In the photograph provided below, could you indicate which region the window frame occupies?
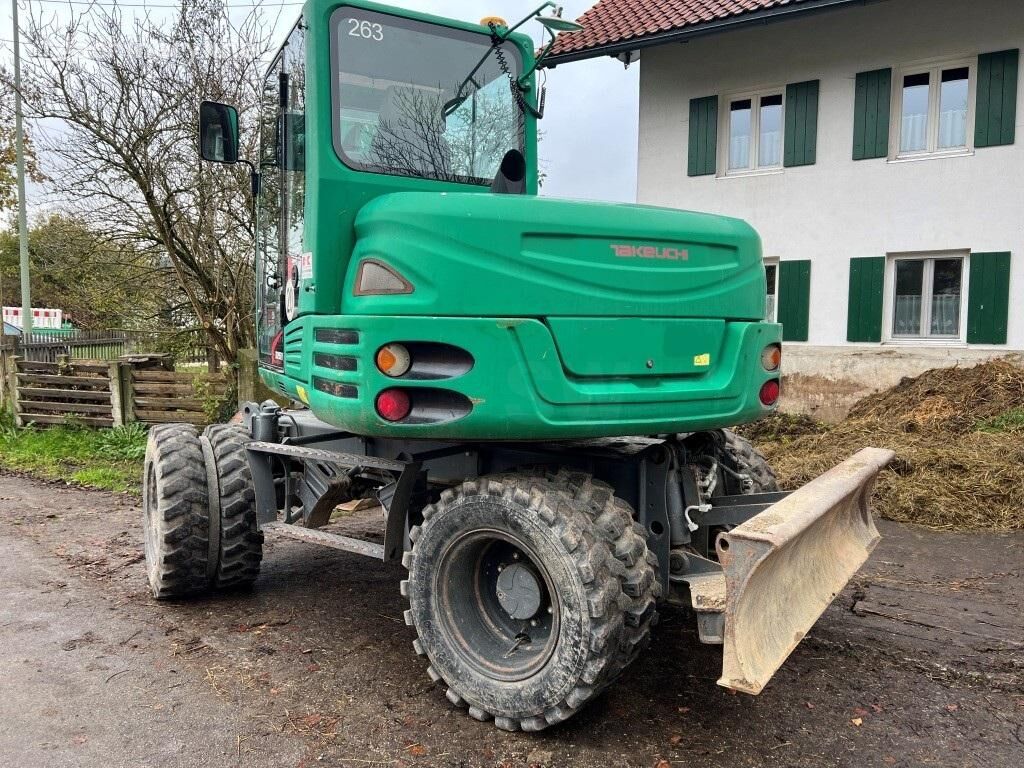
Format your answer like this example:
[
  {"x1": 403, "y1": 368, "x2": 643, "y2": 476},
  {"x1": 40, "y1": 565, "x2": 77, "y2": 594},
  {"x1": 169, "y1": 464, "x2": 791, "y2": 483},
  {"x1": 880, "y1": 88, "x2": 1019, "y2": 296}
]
[
  {"x1": 764, "y1": 257, "x2": 779, "y2": 323},
  {"x1": 882, "y1": 251, "x2": 970, "y2": 345},
  {"x1": 891, "y1": 57, "x2": 977, "y2": 161},
  {"x1": 256, "y1": 18, "x2": 307, "y2": 370},
  {"x1": 718, "y1": 87, "x2": 787, "y2": 176}
]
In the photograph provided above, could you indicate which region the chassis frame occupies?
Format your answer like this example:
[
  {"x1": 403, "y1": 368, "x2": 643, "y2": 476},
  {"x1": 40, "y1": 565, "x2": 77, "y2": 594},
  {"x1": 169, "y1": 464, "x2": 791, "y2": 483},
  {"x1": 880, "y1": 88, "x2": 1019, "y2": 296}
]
[{"x1": 241, "y1": 401, "x2": 783, "y2": 630}]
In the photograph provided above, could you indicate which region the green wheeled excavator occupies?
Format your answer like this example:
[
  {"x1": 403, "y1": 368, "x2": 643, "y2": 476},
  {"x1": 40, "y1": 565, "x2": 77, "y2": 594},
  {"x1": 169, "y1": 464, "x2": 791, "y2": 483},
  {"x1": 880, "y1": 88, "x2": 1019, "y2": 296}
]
[{"x1": 143, "y1": 0, "x2": 893, "y2": 731}]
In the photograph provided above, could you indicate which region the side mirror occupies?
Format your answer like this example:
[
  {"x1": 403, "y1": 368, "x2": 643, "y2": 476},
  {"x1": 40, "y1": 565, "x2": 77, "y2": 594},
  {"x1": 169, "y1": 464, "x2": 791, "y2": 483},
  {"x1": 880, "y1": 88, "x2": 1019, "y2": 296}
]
[{"x1": 199, "y1": 100, "x2": 240, "y2": 164}]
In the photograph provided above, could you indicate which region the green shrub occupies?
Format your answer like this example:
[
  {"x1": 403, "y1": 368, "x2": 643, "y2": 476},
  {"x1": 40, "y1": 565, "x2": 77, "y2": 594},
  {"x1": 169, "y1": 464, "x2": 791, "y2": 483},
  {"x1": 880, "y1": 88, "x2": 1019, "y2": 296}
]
[{"x1": 98, "y1": 422, "x2": 149, "y2": 461}]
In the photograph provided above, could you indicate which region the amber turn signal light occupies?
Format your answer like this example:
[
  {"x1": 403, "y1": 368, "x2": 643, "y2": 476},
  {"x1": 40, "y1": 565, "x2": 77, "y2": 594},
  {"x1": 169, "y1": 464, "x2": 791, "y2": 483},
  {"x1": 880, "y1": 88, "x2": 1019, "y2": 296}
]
[
  {"x1": 376, "y1": 343, "x2": 412, "y2": 377},
  {"x1": 761, "y1": 344, "x2": 782, "y2": 372}
]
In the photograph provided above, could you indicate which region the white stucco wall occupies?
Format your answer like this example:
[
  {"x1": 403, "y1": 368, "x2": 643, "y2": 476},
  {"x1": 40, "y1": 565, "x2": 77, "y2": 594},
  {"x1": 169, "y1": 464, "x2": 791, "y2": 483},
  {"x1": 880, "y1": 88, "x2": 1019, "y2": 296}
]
[{"x1": 637, "y1": 0, "x2": 1024, "y2": 355}]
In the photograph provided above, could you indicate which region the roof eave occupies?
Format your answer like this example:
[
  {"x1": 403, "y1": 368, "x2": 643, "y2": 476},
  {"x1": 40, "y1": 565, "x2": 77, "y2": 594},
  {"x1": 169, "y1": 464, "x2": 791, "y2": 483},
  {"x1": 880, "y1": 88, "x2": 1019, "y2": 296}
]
[{"x1": 543, "y1": 0, "x2": 876, "y2": 67}]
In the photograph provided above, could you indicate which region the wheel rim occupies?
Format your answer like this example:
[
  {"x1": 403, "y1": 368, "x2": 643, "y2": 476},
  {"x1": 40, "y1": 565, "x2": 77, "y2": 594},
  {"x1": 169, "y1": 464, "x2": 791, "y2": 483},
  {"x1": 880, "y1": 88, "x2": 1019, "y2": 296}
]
[{"x1": 434, "y1": 529, "x2": 560, "y2": 683}]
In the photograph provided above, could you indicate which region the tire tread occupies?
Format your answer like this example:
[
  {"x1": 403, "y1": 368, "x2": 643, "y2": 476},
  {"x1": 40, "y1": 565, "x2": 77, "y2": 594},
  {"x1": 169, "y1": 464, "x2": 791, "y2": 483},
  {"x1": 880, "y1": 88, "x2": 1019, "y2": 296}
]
[
  {"x1": 722, "y1": 430, "x2": 779, "y2": 493},
  {"x1": 143, "y1": 424, "x2": 211, "y2": 599},
  {"x1": 204, "y1": 423, "x2": 264, "y2": 590}
]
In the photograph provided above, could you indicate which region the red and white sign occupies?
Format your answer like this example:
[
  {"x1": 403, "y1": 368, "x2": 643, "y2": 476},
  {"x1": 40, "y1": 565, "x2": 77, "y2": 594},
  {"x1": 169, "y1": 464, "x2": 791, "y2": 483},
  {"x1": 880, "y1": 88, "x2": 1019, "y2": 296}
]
[
  {"x1": 299, "y1": 252, "x2": 314, "y2": 280},
  {"x1": 3, "y1": 307, "x2": 65, "y2": 330}
]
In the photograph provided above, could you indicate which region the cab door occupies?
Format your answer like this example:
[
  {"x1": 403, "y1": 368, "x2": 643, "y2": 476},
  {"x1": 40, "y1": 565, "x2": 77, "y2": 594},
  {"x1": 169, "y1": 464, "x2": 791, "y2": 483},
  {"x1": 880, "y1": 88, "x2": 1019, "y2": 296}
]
[{"x1": 257, "y1": 21, "x2": 306, "y2": 368}]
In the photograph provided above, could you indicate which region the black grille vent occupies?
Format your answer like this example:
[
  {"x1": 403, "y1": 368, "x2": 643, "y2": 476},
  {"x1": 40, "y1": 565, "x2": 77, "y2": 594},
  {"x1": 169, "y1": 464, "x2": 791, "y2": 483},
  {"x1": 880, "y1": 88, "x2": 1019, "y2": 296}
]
[
  {"x1": 315, "y1": 328, "x2": 359, "y2": 345},
  {"x1": 313, "y1": 377, "x2": 358, "y2": 399},
  {"x1": 314, "y1": 353, "x2": 357, "y2": 372}
]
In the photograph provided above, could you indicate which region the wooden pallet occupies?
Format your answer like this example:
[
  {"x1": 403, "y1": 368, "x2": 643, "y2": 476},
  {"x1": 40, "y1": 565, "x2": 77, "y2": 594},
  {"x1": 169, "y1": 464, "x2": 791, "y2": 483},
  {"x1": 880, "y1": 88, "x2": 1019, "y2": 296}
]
[
  {"x1": 14, "y1": 360, "x2": 114, "y2": 427},
  {"x1": 128, "y1": 369, "x2": 229, "y2": 427}
]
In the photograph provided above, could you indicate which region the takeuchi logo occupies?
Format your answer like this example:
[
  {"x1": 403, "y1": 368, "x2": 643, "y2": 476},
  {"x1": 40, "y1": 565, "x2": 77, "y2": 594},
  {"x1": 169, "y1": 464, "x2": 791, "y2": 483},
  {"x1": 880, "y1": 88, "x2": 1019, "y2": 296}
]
[{"x1": 610, "y1": 244, "x2": 690, "y2": 261}]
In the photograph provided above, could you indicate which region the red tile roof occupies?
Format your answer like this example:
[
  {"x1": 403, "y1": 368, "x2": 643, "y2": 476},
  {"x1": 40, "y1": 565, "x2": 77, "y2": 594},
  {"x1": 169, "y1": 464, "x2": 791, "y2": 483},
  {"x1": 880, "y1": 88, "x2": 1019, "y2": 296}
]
[{"x1": 547, "y1": 0, "x2": 822, "y2": 63}]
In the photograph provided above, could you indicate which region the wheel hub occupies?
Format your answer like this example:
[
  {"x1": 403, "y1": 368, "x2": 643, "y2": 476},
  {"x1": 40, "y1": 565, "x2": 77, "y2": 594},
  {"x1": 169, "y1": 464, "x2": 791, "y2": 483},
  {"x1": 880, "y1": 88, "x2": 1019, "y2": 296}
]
[
  {"x1": 495, "y1": 562, "x2": 542, "y2": 620},
  {"x1": 432, "y1": 530, "x2": 559, "y2": 682}
]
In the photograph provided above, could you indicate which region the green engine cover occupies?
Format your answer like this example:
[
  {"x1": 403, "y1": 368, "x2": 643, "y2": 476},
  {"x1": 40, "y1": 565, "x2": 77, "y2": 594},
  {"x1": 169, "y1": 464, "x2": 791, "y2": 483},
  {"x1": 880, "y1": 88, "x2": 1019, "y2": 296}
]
[
  {"x1": 344, "y1": 192, "x2": 767, "y2": 320},
  {"x1": 264, "y1": 192, "x2": 780, "y2": 440}
]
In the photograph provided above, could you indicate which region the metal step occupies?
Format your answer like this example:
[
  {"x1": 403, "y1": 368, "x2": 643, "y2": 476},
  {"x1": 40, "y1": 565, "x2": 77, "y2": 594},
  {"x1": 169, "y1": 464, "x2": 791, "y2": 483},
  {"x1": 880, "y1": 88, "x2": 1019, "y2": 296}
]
[
  {"x1": 261, "y1": 522, "x2": 386, "y2": 560},
  {"x1": 246, "y1": 441, "x2": 406, "y2": 473},
  {"x1": 681, "y1": 571, "x2": 727, "y2": 645}
]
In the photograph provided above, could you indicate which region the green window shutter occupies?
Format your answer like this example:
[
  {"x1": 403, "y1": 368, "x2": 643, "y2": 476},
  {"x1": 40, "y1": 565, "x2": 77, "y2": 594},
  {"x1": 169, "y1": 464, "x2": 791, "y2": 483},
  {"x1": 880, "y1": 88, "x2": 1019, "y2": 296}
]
[
  {"x1": 967, "y1": 252, "x2": 1011, "y2": 344},
  {"x1": 688, "y1": 95, "x2": 719, "y2": 176},
  {"x1": 846, "y1": 257, "x2": 885, "y2": 343},
  {"x1": 777, "y1": 260, "x2": 811, "y2": 342},
  {"x1": 976, "y1": 49, "x2": 1019, "y2": 147},
  {"x1": 784, "y1": 80, "x2": 820, "y2": 167},
  {"x1": 853, "y1": 68, "x2": 892, "y2": 160}
]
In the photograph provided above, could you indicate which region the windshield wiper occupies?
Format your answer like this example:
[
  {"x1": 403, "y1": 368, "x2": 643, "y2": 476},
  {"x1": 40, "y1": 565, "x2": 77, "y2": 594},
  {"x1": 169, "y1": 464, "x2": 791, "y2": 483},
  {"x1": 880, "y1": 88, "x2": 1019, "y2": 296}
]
[{"x1": 443, "y1": 30, "x2": 503, "y2": 117}]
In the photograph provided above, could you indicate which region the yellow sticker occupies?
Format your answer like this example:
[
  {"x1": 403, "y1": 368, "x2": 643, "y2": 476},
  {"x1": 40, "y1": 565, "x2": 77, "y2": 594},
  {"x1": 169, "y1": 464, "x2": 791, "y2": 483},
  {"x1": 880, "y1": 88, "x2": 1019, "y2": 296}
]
[
  {"x1": 694, "y1": 354, "x2": 711, "y2": 367},
  {"x1": 296, "y1": 385, "x2": 310, "y2": 405}
]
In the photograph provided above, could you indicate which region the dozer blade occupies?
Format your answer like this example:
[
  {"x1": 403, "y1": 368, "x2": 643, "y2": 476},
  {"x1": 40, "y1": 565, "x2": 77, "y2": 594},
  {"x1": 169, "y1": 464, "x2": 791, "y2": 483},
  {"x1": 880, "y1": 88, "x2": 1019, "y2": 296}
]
[{"x1": 715, "y1": 447, "x2": 895, "y2": 695}]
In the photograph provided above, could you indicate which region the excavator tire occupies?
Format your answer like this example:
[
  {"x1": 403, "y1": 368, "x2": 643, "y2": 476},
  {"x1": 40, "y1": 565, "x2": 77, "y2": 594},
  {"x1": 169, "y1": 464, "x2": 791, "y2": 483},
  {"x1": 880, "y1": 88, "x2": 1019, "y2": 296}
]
[
  {"x1": 722, "y1": 430, "x2": 779, "y2": 493},
  {"x1": 401, "y1": 473, "x2": 656, "y2": 731},
  {"x1": 529, "y1": 469, "x2": 661, "y2": 678},
  {"x1": 203, "y1": 424, "x2": 264, "y2": 590},
  {"x1": 142, "y1": 424, "x2": 212, "y2": 599}
]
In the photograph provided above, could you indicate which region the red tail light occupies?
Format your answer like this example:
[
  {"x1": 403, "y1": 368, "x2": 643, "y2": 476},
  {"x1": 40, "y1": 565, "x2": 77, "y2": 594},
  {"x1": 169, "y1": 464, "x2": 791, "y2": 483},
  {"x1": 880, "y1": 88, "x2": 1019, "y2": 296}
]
[
  {"x1": 759, "y1": 379, "x2": 781, "y2": 407},
  {"x1": 376, "y1": 389, "x2": 412, "y2": 422}
]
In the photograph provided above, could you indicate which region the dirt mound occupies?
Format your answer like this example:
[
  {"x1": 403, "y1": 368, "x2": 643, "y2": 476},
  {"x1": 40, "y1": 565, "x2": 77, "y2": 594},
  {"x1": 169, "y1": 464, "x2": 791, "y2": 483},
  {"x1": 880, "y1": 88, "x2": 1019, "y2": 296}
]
[
  {"x1": 734, "y1": 412, "x2": 829, "y2": 443},
  {"x1": 847, "y1": 360, "x2": 1024, "y2": 432},
  {"x1": 750, "y1": 360, "x2": 1024, "y2": 531}
]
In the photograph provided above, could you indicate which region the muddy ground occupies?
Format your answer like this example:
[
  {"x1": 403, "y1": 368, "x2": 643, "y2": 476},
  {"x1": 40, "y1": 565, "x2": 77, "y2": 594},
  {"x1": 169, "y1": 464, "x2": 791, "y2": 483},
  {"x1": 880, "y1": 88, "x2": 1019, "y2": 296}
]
[{"x1": 0, "y1": 474, "x2": 1021, "y2": 768}]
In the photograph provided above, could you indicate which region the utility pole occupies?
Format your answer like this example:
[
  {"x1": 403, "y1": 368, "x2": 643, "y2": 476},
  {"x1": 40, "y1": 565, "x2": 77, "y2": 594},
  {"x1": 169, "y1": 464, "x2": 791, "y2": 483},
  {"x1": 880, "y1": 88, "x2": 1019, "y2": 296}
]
[{"x1": 12, "y1": 0, "x2": 32, "y2": 337}]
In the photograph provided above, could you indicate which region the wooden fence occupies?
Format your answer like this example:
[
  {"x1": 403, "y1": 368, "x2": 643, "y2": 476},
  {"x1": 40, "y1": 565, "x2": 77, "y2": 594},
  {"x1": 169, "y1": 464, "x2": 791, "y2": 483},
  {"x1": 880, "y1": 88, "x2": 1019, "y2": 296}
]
[
  {"x1": 4, "y1": 355, "x2": 232, "y2": 428},
  {"x1": 14, "y1": 328, "x2": 216, "y2": 368},
  {"x1": 128, "y1": 368, "x2": 230, "y2": 425}
]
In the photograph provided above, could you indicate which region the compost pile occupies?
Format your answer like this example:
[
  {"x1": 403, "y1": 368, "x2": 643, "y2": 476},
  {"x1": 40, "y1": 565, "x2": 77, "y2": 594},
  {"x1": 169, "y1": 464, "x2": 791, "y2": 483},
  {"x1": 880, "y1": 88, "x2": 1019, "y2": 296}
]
[{"x1": 748, "y1": 360, "x2": 1024, "y2": 530}]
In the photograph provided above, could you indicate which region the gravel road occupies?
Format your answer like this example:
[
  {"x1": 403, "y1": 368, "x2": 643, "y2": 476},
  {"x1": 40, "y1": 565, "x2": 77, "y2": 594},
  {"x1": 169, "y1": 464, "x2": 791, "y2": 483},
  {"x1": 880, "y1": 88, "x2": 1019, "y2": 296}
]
[{"x1": 0, "y1": 474, "x2": 1021, "y2": 768}]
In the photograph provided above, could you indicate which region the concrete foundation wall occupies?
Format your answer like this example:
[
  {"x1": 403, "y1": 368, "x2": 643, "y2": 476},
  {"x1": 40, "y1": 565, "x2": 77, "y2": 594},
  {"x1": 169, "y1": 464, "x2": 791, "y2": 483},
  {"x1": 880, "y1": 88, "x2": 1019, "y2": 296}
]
[{"x1": 780, "y1": 346, "x2": 1024, "y2": 421}]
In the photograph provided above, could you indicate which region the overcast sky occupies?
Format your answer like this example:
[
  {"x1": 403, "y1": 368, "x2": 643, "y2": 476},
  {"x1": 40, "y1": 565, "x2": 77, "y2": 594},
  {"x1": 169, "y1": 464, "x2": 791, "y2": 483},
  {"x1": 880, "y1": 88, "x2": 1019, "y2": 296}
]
[{"x1": 1, "y1": 0, "x2": 639, "y2": 204}]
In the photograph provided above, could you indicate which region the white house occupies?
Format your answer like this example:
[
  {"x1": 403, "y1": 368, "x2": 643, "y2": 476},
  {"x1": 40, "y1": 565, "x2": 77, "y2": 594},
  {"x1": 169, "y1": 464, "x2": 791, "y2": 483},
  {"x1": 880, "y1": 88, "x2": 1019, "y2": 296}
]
[{"x1": 548, "y1": 0, "x2": 1023, "y2": 418}]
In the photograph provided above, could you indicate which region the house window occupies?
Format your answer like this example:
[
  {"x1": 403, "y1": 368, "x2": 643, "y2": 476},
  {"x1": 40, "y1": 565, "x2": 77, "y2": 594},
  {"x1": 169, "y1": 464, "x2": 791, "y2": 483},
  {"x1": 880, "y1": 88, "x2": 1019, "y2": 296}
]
[
  {"x1": 727, "y1": 92, "x2": 784, "y2": 172},
  {"x1": 889, "y1": 254, "x2": 966, "y2": 340},
  {"x1": 764, "y1": 260, "x2": 779, "y2": 322},
  {"x1": 896, "y1": 62, "x2": 973, "y2": 156}
]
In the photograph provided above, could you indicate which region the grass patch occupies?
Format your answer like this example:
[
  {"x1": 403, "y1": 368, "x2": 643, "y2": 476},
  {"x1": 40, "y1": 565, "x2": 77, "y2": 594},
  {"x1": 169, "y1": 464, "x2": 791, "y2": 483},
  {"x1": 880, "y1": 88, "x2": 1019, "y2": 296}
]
[
  {"x1": 0, "y1": 416, "x2": 146, "y2": 493},
  {"x1": 977, "y1": 407, "x2": 1024, "y2": 434}
]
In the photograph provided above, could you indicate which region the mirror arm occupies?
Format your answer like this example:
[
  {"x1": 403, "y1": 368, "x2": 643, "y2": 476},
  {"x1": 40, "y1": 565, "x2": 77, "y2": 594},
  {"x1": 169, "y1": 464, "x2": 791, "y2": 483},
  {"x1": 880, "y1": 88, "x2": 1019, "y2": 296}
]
[
  {"x1": 518, "y1": 28, "x2": 557, "y2": 87},
  {"x1": 240, "y1": 159, "x2": 260, "y2": 198},
  {"x1": 235, "y1": 158, "x2": 260, "y2": 215}
]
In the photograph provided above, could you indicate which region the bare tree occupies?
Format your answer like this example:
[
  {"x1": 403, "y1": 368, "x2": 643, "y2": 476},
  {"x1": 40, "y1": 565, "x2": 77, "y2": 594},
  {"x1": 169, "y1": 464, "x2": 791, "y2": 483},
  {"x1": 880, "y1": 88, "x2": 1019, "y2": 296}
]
[{"x1": 10, "y1": 0, "x2": 274, "y2": 363}]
